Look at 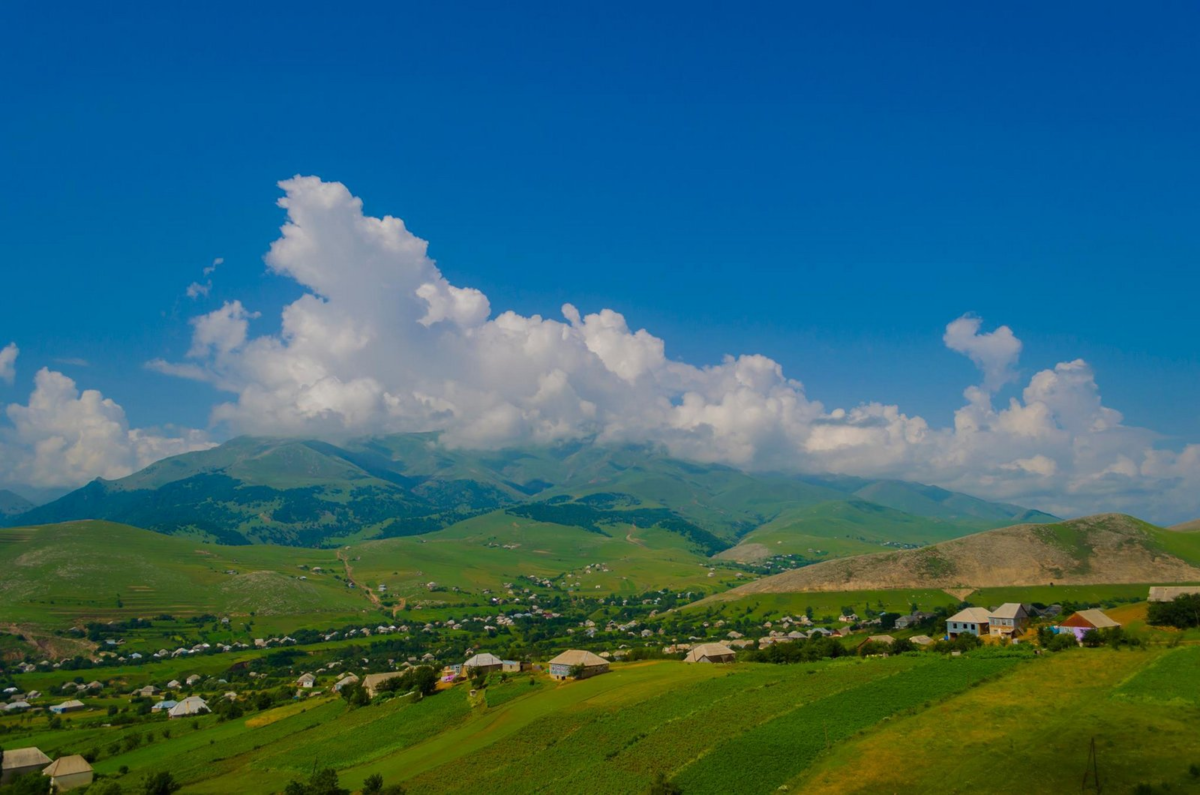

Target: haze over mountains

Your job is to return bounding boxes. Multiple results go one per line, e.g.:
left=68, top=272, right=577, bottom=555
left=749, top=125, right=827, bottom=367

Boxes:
left=0, top=488, right=34, bottom=518
left=4, top=434, right=1055, bottom=552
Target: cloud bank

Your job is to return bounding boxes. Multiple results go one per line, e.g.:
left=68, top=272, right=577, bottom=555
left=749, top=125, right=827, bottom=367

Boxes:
left=0, top=346, right=213, bottom=490
left=3, top=178, right=1196, bottom=523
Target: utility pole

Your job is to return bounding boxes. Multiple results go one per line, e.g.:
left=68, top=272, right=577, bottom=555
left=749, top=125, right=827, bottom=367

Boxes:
left=1081, top=736, right=1101, bottom=793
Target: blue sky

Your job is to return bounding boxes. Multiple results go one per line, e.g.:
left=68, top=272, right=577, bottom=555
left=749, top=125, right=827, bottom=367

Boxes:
left=1, top=3, right=1198, bottom=519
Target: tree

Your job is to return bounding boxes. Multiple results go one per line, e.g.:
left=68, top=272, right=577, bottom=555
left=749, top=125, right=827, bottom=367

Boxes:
left=648, top=772, right=682, bottom=794
left=340, top=683, right=370, bottom=708
left=362, top=774, right=406, bottom=795
left=1148, top=594, right=1200, bottom=629
left=2, top=772, right=51, bottom=795
left=891, top=638, right=915, bottom=654
left=140, top=772, right=182, bottom=795
left=88, top=781, right=124, bottom=795
left=284, top=768, right=349, bottom=795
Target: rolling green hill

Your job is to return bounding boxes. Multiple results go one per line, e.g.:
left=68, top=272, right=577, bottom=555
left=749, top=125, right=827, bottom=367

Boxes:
left=0, top=520, right=367, bottom=635
left=717, top=513, right=1200, bottom=597
left=4, top=435, right=1055, bottom=553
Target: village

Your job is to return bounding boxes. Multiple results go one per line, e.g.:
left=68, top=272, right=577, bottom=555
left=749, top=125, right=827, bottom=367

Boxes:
left=4, top=584, right=1196, bottom=792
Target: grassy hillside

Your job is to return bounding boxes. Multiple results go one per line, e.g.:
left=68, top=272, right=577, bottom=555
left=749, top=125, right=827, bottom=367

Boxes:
left=4, top=648, right=1197, bottom=794
left=718, top=513, right=1200, bottom=596
left=5, top=434, right=1055, bottom=552
left=0, top=521, right=368, bottom=637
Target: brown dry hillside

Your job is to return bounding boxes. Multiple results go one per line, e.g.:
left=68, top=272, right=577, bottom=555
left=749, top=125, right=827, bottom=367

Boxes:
left=717, top=514, right=1200, bottom=596
left=1170, top=518, right=1200, bottom=532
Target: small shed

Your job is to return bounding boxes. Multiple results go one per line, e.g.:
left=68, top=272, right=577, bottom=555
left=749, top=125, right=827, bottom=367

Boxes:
left=42, top=755, right=93, bottom=791
left=296, top=673, right=316, bottom=688
left=683, top=643, right=737, bottom=664
left=333, top=674, right=360, bottom=692
left=1, top=748, right=51, bottom=785
left=548, top=650, right=610, bottom=680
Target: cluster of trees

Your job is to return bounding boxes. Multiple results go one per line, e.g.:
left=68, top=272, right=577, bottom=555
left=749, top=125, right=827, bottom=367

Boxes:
left=746, top=635, right=848, bottom=664
left=0, top=770, right=180, bottom=795
left=1148, top=594, right=1200, bottom=629
left=284, top=768, right=405, bottom=795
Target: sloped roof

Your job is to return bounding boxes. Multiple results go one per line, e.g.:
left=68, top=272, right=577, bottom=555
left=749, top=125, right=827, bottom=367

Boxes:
left=866, top=635, right=896, bottom=644
left=1149, top=586, right=1200, bottom=602
left=2, top=748, right=51, bottom=770
left=168, top=696, right=209, bottom=717
left=42, top=755, right=93, bottom=777
left=683, top=643, right=736, bottom=662
left=909, top=635, right=935, bottom=645
left=989, top=603, right=1027, bottom=619
left=548, top=650, right=609, bottom=667
left=464, top=653, right=504, bottom=667
left=1063, top=609, right=1120, bottom=629
left=55, top=700, right=85, bottom=709
left=948, top=607, right=992, bottom=624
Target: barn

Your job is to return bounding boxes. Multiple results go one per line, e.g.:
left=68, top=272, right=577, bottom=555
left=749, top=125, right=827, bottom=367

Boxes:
left=1058, top=609, right=1120, bottom=641
left=683, top=643, right=737, bottom=664
left=548, top=650, right=610, bottom=680
left=463, top=653, right=505, bottom=675
left=42, top=755, right=94, bottom=791
left=1, top=748, right=51, bottom=785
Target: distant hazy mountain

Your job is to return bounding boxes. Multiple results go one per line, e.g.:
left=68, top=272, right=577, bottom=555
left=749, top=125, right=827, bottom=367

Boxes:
left=718, top=514, right=1200, bottom=595
left=0, top=489, right=34, bottom=518
left=1170, top=518, right=1200, bottom=532
left=7, top=434, right=1056, bottom=550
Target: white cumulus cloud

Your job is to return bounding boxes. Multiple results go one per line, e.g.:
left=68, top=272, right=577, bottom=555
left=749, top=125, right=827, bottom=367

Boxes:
left=0, top=343, right=17, bottom=384
left=943, top=314, right=1023, bottom=392
left=1, top=367, right=214, bottom=489
left=130, top=176, right=1200, bottom=524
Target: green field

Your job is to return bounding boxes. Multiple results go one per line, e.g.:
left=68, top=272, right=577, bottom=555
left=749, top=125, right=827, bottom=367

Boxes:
left=4, top=646, right=1196, bottom=795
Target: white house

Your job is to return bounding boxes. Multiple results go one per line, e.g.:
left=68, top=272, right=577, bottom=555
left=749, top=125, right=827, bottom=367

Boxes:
left=946, top=607, right=992, bottom=638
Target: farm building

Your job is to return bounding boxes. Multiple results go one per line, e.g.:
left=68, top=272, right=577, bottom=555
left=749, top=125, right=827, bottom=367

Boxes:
left=502, top=660, right=522, bottom=673
left=167, top=679, right=182, bottom=689
left=1148, top=586, right=1200, bottom=602
left=333, top=674, right=360, bottom=692
left=296, top=673, right=316, bottom=688
left=42, top=755, right=93, bottom=791
left=362, top=671, right=406, bottom=697
left=168, top=696, right=210, bottom=718
left=548, top=650, right=610, bottom=680
left=865, top=635, right=896, bottom=646
left=151, top=700, right=178, bottom=713
left=1, top=748, right=51, bottom=784
left=946, top=607, right=992, bottom=638
left=49, top=700, right=85, bottom=714
left=683, top=643, right=737, bottom=664
left=988, top=603, right=1031, bottom=637
left=1058, top=609, right=1120, bottom=641
left=137, top=685, right=159, bottom=698
left=910, top=635, right=935, bottom=646
left=4, top=702, right=32, bottom=713
left=463, top=653, right=505, bottom=675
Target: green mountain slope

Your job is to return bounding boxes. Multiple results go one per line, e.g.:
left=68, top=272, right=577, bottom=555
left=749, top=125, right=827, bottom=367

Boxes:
left=6, top=434, right=1056, bottom=552
left=0, top=488, right=34, bottom=517
left=0, top=520, right=367, bottom=631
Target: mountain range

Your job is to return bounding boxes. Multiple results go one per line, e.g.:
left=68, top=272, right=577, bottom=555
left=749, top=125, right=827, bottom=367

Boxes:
left=3, top=434, right=1057, bottom=552
left=0, top=488, right=34, bottom=518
